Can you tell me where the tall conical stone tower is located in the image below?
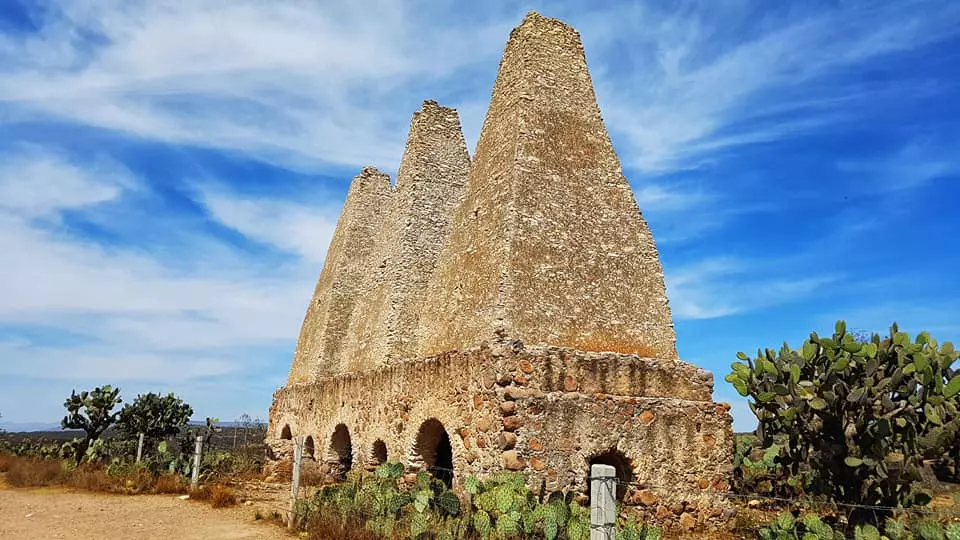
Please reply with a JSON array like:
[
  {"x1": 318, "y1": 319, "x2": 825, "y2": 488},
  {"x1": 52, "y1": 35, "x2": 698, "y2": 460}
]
[
  {"x1": 340, "y1": 101, "x2": 470, "y2": 373},
  {"x1": 269, "y1": 13, "x2": 732, "y2": 531},
  {"x1": 418, "y1": 12, "x2": 678, "y2": 360},
  {"x1": 286, "y1": 167, "x2": 392, "y2": 384}
]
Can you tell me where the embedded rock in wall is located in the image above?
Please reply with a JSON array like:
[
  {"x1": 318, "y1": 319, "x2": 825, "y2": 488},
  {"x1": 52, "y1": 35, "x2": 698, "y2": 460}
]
[
  {"x1": 417, "y1": 12, "x2": 679, "y2": 360},
  {"x1": 286, "y1": 167, "x2": 392, "y2": 384}
]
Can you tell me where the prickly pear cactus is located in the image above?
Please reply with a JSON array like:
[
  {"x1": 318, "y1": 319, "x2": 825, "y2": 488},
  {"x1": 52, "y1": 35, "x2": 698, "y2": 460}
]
[{"x1": 726, "y1": 321, "x2": 960, "y2": 507}]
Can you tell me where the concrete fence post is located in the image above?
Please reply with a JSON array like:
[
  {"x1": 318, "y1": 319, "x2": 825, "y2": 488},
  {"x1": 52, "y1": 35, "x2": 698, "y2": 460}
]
[
  {"x1": 135, "y1": 432, "x2": 145, "y2": 463},
  {"x1": 590, "y1": 464, "x2": 616, "y2": 540},
  {"x1": 190, "y1": 435, "x2": 203, "y2": 490},
  {"x1": 289, "y1": 436, "x2": 304, "y2": 530}
]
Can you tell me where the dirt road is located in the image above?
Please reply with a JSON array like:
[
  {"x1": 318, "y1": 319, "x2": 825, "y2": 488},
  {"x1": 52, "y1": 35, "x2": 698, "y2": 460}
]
[{"x1": 0, "y1": 487, "x2": 292, "y2": 539}]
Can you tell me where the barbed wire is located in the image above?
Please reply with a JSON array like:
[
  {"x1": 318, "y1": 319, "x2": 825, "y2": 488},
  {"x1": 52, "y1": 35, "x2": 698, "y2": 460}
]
[{"x1": 283, "y1": 460, "x2": 959, "y2": 517}]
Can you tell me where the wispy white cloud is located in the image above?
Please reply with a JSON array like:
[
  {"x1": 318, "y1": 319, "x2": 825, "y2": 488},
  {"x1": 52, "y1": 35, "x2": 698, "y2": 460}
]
[
  {"x1": 198, "y1": 186, "x2": 339, "y2": 264},
  {"x1": 837, "y1": 139, "x2": 959, "y2": 193},
  {"x1": 666, "y1": 256, "x2": 837, "y2": 320},
  {"x1": 0, "y1": 148, "x2": 138, "y2": 219},
  {"x1": 0, "y1": 150, "x2": 332, "y2": 388},
  {"x1": 0, "y1": 0, "x2": 521, "y2": 172},
  {"x1": 584, "y1": 1, "x2": 960, "y2": 171},
  {"x1": 3, "y1": 1, "x2": 956, "y2": 176}
]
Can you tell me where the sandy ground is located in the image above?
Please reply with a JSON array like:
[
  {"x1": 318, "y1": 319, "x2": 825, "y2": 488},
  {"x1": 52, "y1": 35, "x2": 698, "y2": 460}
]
[{"x1": 0, "y1": 486, "x2": 294, "y2": 540}]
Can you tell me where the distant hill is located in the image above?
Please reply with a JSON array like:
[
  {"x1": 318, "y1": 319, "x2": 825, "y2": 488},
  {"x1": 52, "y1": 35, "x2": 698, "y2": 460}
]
[{"x1": 0, "y1": 422, "x2": 63, "y2": 433}]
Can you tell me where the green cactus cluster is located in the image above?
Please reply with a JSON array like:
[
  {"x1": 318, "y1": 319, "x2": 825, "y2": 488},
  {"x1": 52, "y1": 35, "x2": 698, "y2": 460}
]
[
  {"x1": 759, "y1": 515, "x2": 960, "y2": 540},
  {"x1": 615, "y1": 513, "x2": 662, "y2": 540},
  {"x1": 758, "y1": 512, "x2": 840, "y2": 540},
  {"x1": 291, "y1": 463, "x2": 658, "y2": 539},
  {"x1": 726, "y1": 321, "x2": 960, "y2": 508}
]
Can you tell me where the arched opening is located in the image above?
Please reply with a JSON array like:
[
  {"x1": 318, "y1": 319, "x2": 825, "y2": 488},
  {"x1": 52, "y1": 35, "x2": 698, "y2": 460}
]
[
  {"x1": 280, "y1": 425, "x2": 292, "y2": 440},
  {"x1": 372, "y1": 440, "x2": 388, "y2": 465},
  {"x1": 329, "y1": 424, "x2": 353, "y2": 479},
  {"x1": 587, "y1": 448, "x2": 634, "y2": 502},
  {"x1": 415, "y1": 418, "x2": 454, "y2": 488},
  {"x1": 304, "y1": 436, "x2": 315, "y2": 459}
]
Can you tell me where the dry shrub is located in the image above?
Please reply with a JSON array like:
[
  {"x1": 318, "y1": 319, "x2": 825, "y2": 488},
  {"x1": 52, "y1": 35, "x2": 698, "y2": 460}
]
[
  {"x1": 154, "y1": 473, "x2": 186, "y2": 494},
  {"x1": 307, "y1": 512, "x2": 379, "y2": 540},
  {"x1": 0, "y1": 452, "x2": 15, "y2": 472},
  {"x1": 210, "y1": 484, "x2": 238, "y2": 508},
  {"x1": 300, "y1": 462, "x2": 326, "y2": 487},
  {"x1": 68, "y1": 464, "x2": 114, "y2": 492},
  {"x1": 119, "y1": 465, "x2": 155, "y2": 493},
  {"x1": 189, "y1": 484, "x2": 212, "y2": 501},
  {"x1": 6, "y1": 457, "x2": 64, "y2": 487}
]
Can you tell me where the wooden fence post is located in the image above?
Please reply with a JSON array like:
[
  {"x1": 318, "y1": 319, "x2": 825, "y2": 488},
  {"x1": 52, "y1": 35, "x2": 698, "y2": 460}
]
[
  {"x1": 289, "y1": 436, "x2": 304, "y2": 530},
  {"x1": 190, "y1": 435, "x2": 203, "y2": 490},
  {"x1": 590, "y1": 463, "x2": 616, "y2": 540}
]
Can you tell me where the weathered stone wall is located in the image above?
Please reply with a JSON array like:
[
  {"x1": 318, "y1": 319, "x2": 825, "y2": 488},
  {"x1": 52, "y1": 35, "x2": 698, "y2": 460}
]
[
  {"x1": 270, "y1": 341, "x2": 732, "y2": 529},
  {"x1": 340, "y1": 101, "x2": 470, "y2": 373},
  {"x1": 417, "y1": 13, "x2": 679, "y2": 360},
  {"x1": 273, "y1": 11, "x2": 735, "y2": 534},
  {"x1": 286, "y1": 168, "x2": 392, "y2": 383}
]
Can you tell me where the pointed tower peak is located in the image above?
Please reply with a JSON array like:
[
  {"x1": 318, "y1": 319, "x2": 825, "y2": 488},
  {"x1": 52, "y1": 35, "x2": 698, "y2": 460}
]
[
  {"x1": 412, "y1": 100, "x2": 459, "y2": 122},
  {"x1": 352, "y1": 167, "x2": 392, "y2": 192},
  {"x1": 418, "y1": 12, "x2": 679, "y2": 360},
  {"x1": 395, "y1": 100, "x2": 470, "y2": 191},
  {"x1": 519, "y1": 11, "x2": 574, "y2": 30},
  {"x1": 358, "y1": 165, "x2": 388, "y2": 178}
]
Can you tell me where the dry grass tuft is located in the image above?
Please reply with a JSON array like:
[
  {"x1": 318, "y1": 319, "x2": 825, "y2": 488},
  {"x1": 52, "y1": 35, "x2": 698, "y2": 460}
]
[
  {"x1": 0, "y1": 452, "x2": 16, "y2": 473},
  {"x1": 307, "y1": 512, "x2": 380, "y2": 540},
  {"x1": 210, "y1": 484, "x2": 238, "y2": 508},
  {"x1": 154, "y1": 473, "x2": 186, "y2": 494},
  {"x1": 188, "y1": 484, "x2": 212, "y2": 501},
  {"x1": 6, "y1": 457, "x2": 64, "y2": 487},
  {"x1": 121, "y1": 465, "x2": 155, "y2": 493},
  {"x1": 300, "y1": 463, "x2": 326, "y2": 487},
  {"x1": 68, "y1": 464, "x2": 113, "y2": 492}
]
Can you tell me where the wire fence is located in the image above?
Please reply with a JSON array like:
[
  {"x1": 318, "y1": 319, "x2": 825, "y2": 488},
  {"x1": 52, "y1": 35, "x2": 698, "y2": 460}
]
[{"x1": 267, "y1": 435, "x2": 960, "y2": 539}]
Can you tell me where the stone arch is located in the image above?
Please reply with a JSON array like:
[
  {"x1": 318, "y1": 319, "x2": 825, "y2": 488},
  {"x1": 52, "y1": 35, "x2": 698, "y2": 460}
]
[
  {"x1": 280, "y1": 424, "x2": 292, "y2": 440},
  {"x1": 328, "y1": 424, "x2": 353, "y2": 479},
  {"x1": 371, "y1": 439, "x2": 388, "y2": 465},
  {"x1": 586, "y1": 448, "x2": 635, "y2": 502},
  {"x1": 304, "y1": 435, "x2": 316, "y2": 459},
  {"x1": 413, "y1": 418, "x2": 454, "y2": 488}
]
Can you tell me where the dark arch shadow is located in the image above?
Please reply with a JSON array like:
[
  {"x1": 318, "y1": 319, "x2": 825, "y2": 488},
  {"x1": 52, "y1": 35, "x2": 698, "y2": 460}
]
[
  {"x1": 415, "y1": 418, "x2": 454, "y2": 488},
  {"x1": 372, "y1": 439, "x2": 388, "y2": 466},
  {"x1": 329, "y1": 424, "x2": 353, "y2": 480},
  {"x1": 304, "y1": 435, "x2": 315, "y2": 459},
  {"x1": 280, "y1": 425, "x2": 292, "y2": 440},
  {"x1": 587, "y1": 448, "x2": 634, "y2": 502}
]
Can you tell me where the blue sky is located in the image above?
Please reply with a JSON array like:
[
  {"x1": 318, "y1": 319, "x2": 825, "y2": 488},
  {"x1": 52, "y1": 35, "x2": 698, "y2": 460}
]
[{"x1": 0, "y1": 0, "x2": 958, "y2": 432}]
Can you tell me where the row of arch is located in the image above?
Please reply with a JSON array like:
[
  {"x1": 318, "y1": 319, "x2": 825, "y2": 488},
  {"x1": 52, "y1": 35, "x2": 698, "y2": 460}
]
[
  {"x1": 281, "y1": 420, "x2": 638, "y2": 501},
  {"x1": 280, "y1": 417, "x2": 454, "y2": 487}
]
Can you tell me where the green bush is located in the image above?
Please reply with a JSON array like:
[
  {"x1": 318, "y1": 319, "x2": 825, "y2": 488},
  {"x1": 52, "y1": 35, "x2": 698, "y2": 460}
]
[
  {"x1": 116, "y1": 392, "x2": 193, "y2": 442},
  {"x1": 726, "y1": 321, "x2": 960, "y2": 508}
]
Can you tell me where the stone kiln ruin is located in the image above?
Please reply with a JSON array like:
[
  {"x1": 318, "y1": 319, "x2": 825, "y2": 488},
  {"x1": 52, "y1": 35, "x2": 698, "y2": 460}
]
[{"x1": 268, "y1": 11, "x2": 733, "y2": 526}]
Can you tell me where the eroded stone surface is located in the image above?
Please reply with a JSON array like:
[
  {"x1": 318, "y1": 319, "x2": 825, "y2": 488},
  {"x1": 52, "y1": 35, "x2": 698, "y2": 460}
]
[
  {"x1": 270, "y1": 10, "x2": 733, "y2": 530},
  {"x1": 287, "y1": 168, "x2": 392, "y2": 383},
  {"x1": 417, "y1": 12, "x2": 678, "y2": 359},
  {"x1": 340, "y1": 101, "x2": 470, "y2": 373},
  {"x1": 270, "y1": 342, "x2": 733, "y2": 511}
]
